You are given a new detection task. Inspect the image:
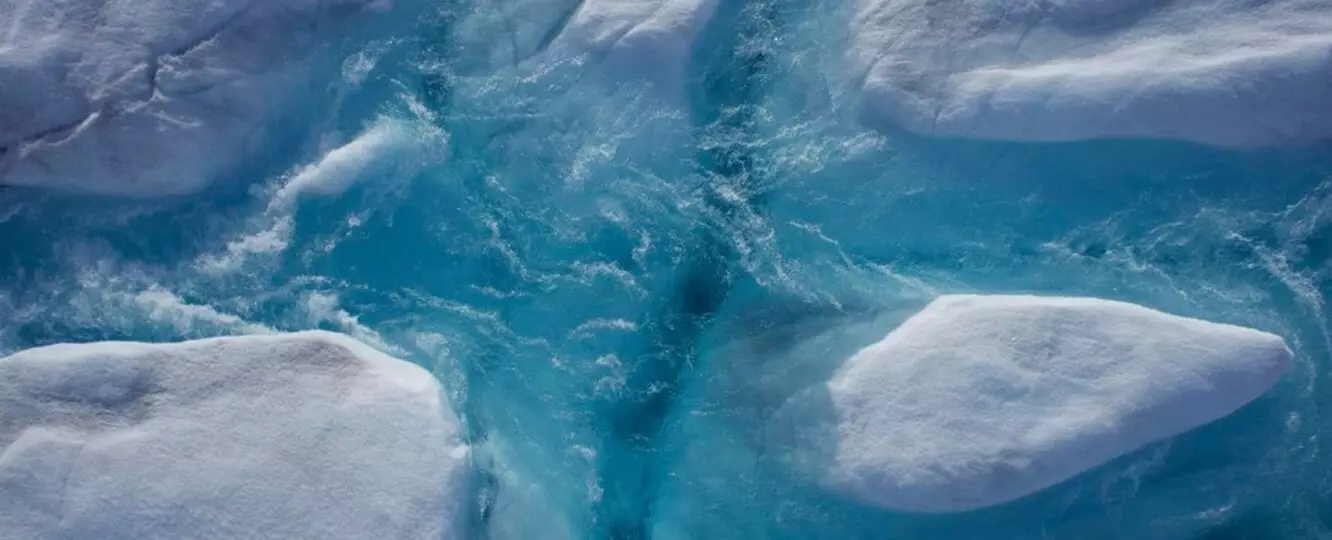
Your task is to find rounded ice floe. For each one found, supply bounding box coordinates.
[821,295,1291,513]
[0,0,390,196]
[852,0,1332,147]
[0,331,470,539]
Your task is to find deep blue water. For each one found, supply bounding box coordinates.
[4,1,1332,538]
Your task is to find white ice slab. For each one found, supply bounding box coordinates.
[0,331,470,538]
[852,0,1332,147]
[0,0,389,196]
[821,295,1290,512]
[561,0,718,80]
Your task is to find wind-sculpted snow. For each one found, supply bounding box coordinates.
[0,331,470,539]
[0,0,392,196]
[815,295,1291,512]
[852,0,1332,147]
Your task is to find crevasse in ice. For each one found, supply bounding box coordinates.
[1,0,1330,538]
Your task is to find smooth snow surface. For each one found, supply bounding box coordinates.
[852,0,1332,147]
[822,295,1291,513]
[0,0,389,196]
[0,331,469,539]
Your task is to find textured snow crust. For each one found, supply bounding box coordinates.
[0,331,470,539]
[821,295,1291,512]
[0,0,391,196]
[563,0,719,77]
[853,0,1332,147]
[450,0,718,82]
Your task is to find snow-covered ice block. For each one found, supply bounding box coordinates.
[820,295,1290,513]
[453,0,716,81]
[562,0,719,79]
[0,331,470,539]
[0,0,390,196]
[852,0,1332,147]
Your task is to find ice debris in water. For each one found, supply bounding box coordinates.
[814,295,1291,513]
[0,331,470,539]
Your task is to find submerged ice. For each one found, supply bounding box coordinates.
[0,0,1330,538]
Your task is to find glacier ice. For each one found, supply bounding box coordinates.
[852,0,1332,147]
[0,0,1329,537]
[0,0,392,196]
[0,331,470,539]
[813,294,1291,513]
